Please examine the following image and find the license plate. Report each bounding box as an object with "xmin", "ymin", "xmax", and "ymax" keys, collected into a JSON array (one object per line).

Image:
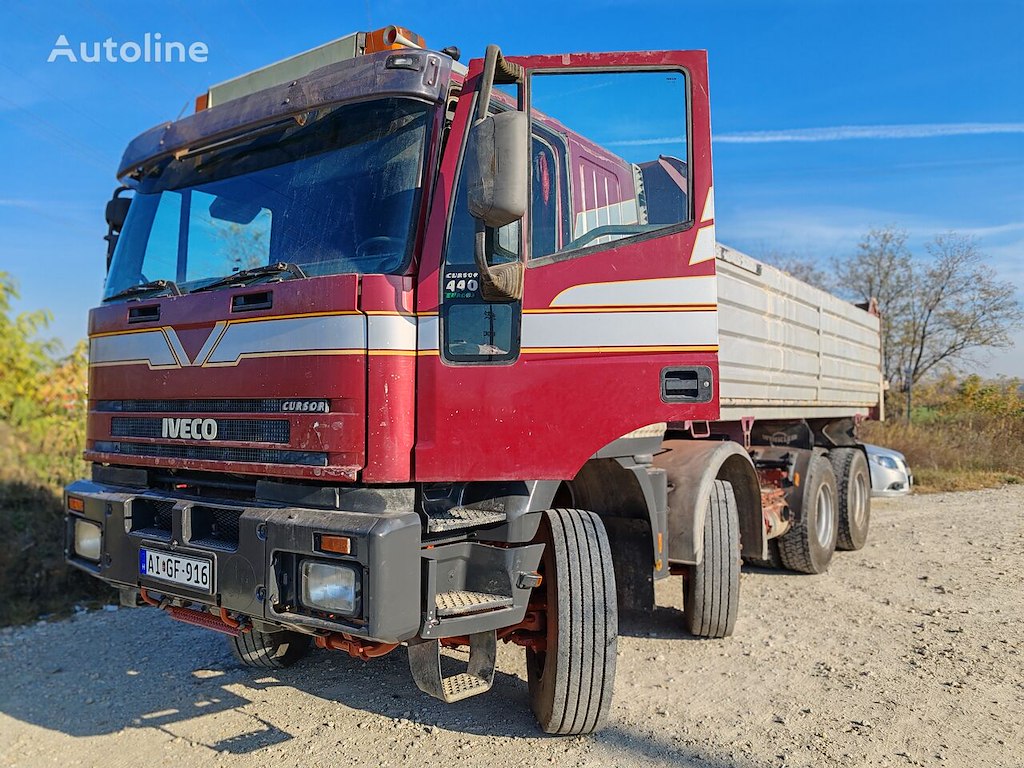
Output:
[{"xmin": 139, "ymin": 548, "xmax": 213, "ymax": 593}]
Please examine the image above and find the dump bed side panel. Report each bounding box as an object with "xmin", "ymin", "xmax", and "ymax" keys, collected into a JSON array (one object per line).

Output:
[{"xmin": 716, "ymin": 245, "xmax": 882, "ymax": 421}]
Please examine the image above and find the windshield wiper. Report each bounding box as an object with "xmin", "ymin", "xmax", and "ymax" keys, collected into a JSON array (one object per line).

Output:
[
  {"xmin": 104, "ymin": 279, "xmax": 181, "ymax": 302},
  {"xmin": 189, "ymin": 262, "xmax": 307, "ymax": 294}
]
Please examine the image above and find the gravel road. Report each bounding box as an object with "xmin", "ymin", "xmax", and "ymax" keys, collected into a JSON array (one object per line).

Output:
[{"xmin": 1, "ymin": 486, "xmax": 1021, "ymax": 768}]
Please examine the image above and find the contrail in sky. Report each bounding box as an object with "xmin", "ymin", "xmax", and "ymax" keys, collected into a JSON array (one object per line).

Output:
[{"xmin": 608, "ymin": 122, "xmax": 1024, "ymax": 146}]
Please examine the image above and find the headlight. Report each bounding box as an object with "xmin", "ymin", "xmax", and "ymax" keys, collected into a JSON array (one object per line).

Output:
[
  {"xmin": 869, "ymin": 453, "xmax": 899, "ymax": 470},
  {"xmin": 74, "ymin": 519, "xmax": 102, "ymax": 562},
  {"xmin": 301, "ymin": 561, "xmax": 360, "ymax": 615}
]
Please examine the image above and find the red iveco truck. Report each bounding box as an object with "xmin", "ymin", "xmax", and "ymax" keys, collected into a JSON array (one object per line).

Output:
[{"xmin": 65, "ymin": 26, "xmax": 882, "ymax": 735}]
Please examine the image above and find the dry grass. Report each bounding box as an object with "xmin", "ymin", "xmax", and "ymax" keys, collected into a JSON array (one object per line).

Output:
[
  {"xmin": 861, "ymin": 413, "xmax": 1024, "ymax": 494},
  {"xmin": 911, "ymin": 469, "xmax": 1023, "ymax": 493}
]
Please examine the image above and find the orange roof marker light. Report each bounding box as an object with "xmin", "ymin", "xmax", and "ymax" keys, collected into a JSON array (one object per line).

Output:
[
  {"xmin": 365, "ymin": 25, "xmax": 426, "ymax": 54},
  {"xmin": 195, "ymin": 25, "xmax": 427, "ymax": 112}
]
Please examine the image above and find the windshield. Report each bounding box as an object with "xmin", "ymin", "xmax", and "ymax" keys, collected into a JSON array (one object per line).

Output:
[{"xmin": 104, "ymin": 98, "xmax": 432, "ymax": 300}]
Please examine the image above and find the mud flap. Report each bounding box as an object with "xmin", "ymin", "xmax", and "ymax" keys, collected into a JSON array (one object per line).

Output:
[{"xmin": 408, "ymin": 630, "xmax": 496, "ymax": 703}]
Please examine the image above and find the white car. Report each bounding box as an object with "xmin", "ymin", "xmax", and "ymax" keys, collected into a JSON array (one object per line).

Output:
[{"xmin": 864, "ymin": 444, "xmax": 914, "ymax": 497}]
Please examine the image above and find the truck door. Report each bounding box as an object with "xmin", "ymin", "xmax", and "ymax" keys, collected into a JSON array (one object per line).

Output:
[{"xmin": 415, "ymin": 50, "xmax": 719, "ymax": 481}]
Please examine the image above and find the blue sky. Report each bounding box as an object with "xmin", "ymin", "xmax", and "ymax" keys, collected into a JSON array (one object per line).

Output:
[{"xmin": 1, "ymin": 0, "xmax": 1022, "ymax": 375}]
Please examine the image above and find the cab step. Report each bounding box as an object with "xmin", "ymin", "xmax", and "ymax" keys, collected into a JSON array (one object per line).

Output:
[
  {"xmin": 425, "ymin": 506, "xmax": 506, "ymax": 534},
  {"xmin": 435, "ymin": 590, "xmax": 513, "ymax": 617},
  {"xmin": 408, "ymin": 631, "xmax": 496, "ymax": 703}
]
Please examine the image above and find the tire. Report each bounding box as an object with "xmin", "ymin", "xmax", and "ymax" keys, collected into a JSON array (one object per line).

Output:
[
  {"xmin": 776, "ymin": 455, "xmax": 839, "ymax": 574},
  {"xmin": 230, "ymin": 629, "xmax": 311, "ymax": 669},
  {"xmin": 683, "ymin": 480, "xmax": 740, "ymax": 638},
  {"xmin": 743, "ymin": 539, "xmax": 783, "ymax": 570},
  {"xmin": 830, "ymin": 447, "xmax": 871, "ymax": 551},
  {"xmin": 526, "ymin": 508, "xmax": 617, "ymax": 735}
]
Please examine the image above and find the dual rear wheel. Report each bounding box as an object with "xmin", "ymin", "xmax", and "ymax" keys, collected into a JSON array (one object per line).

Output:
[
  {"xmin": 830, "ymin": 447, "xmax": 871, "ymax": 551},
  {"xmin": 774, "ymin": 448, "xmax": 871, "ymax": 574}
]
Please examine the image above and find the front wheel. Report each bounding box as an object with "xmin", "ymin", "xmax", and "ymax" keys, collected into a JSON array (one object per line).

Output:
[
  {"xmin": 230, "ymin": 628, "xmax": 311, "ymax": 669},
  {"xmin": 526, "ymin": 508, "xmax": 617, "ymax": 735}
]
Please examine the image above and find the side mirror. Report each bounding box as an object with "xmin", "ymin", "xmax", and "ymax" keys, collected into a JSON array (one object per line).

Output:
[
  {"xmin": 105, "ymin": 192, "xmax": 131, "ymax": 232},
  {"xmin": 104, "ymin": 186, "xmax": 132, "ymax": 271},
  {"xmin": 466, "ymin": 111, "xmax": 528, "ymax": 228},
  {"xmin": 464, "ymin": 111, "xmax": 528, "ymax": 301}
]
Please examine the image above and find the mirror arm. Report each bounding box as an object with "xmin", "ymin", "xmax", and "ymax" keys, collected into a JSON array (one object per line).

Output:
[
  {"xmin": 474, "ymin": 220, "xmax": 523, "ymax": 302},
  {"xmin": 475, "ymin": 45, "xmax": 524, "ymax": 122}
]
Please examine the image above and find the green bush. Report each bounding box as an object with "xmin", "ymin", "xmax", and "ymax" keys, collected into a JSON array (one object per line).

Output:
[{"xmin": 0, "ymin": 272, "xmax": 109, "ymax": 625}]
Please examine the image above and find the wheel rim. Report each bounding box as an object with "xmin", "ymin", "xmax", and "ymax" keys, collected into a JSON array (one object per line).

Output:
[
  {"xmin": 851, "ymin": 470, "xmax": 869, "ymax": 528},
  {"xmin": 815, "ymin": 482, "xmax": 835, "ymax": 547}
]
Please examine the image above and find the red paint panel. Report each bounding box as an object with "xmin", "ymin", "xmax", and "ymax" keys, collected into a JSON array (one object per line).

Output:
[
  {"xmin": 360, "ymin": 274, "xmax": 416, "ymax": 314},
  {"xmin": 88, "ymin": 274, "xmax": 360, "ymax": 335},
  {"xmin": 362, "ymin": 353, "xmax": 416, "ymax": 482},
  {"xmin": 87, "ymin": 273, "xmax": 367, "ymax": 480},
  {"xmin": 361, "ymin": 275, "xmax": 416, "ymax": 482},
  {"xmin": 415, "ymin": 352, "xmax": 718, "ymax": 481}
]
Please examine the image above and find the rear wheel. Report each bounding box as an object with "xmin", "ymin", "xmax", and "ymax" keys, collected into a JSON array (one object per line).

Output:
[
  {"xmin": 230, "ymin": 628, "xmax": 311, "ymax": 669},
  {"xmin": 777, "ymin": 455, "xmax": 839, "ymax": 574},
  {"xmin": 526, "ymin": 508, "xmax": 617, "ymax": 735},
  {"xmin": 830, "ymin": 447, "xmax": 871, "ymax": 551},
  {"xmin": 683, "ymin": 480, "xmax": 740, "ymax": 638}
]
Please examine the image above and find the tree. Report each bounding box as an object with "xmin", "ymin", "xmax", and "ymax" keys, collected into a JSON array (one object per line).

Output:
[
  {"xmin": 833, "ymin": 228, "xmax": 1024, "ymax": 410},
  {"xmin": 0, "ymin": 272, "xmax": 58, "ymax": 419},
  {"xmin": 0, "ymin": 271, "xmax": 88, "ymax": 487}
]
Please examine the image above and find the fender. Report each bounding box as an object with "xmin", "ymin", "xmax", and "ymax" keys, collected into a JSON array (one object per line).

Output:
[{"xmin": 653, "ymin": 439, "xmax": 764, "ymax": 564}]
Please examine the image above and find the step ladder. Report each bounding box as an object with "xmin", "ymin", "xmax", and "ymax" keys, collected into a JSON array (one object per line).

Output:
[{"xmin": 408, "ymin": 630, "xmax": 496, "ymax": 703}]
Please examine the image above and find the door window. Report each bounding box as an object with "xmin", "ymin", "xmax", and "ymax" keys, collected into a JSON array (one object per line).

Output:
[{"xmin": 528, "ymin": 70, "xmax": 691, "ymax": 259}]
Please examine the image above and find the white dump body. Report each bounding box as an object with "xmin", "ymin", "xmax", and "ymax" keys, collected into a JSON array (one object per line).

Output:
[{"xmin": 716, "ymin": 244, "xmax": 882, "ymax": 421}]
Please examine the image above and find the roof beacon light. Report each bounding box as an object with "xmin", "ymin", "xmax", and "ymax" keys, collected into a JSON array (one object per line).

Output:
[{"xmin": 365, "ymin": 25, "xmax": 425, "ymax": 54}]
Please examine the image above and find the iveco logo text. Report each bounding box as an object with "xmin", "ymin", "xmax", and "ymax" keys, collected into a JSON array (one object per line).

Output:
[
  {"xmin": 281, "ymin": 400, "xmax": 329, "ymax": 413},
  {"xmin": 161, "ymin": 418, "xmax": 218, "ymax": 440}
]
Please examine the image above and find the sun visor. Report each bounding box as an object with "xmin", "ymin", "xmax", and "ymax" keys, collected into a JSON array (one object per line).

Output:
[{"xmin": 117, "ymin": 50, "xmax": 449, "ymax": 180}]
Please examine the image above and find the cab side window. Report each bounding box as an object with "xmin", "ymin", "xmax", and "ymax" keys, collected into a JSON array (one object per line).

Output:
[{"xmin": 530, "ymin": 130, "xmax": 570, "ymax": 260}]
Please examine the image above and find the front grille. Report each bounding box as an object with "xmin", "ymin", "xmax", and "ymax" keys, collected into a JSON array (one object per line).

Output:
[
  {"xmin": 110, "ymin": 417, "xmax": 289, "ymax": 443},
  {"xmin": 96, "ymin": 399, "xmax": 330, "ymax": 414},
  {"xmin": 130, "ymin": 497, "xmax": 174, "ymax": 540},
  {"xmin": 189, "ymin": 505, "xmax": 242, "ymax": 550},
  {"xmin": 93, "ymin": 441, "xmax": 327, "ymax": 467}
]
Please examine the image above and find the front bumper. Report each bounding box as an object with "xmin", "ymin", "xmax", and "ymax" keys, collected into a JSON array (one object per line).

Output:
[
  {"xmin": 869, "ymin": 465, "xmax": 913, "ymax": 497},
  {"xmin": 65, "ymin": 479, "xmax": 421, "ymax": 643},
  {"xmin": 64, "ymin": 479, "xmax": 542, "ymax": 643}
]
